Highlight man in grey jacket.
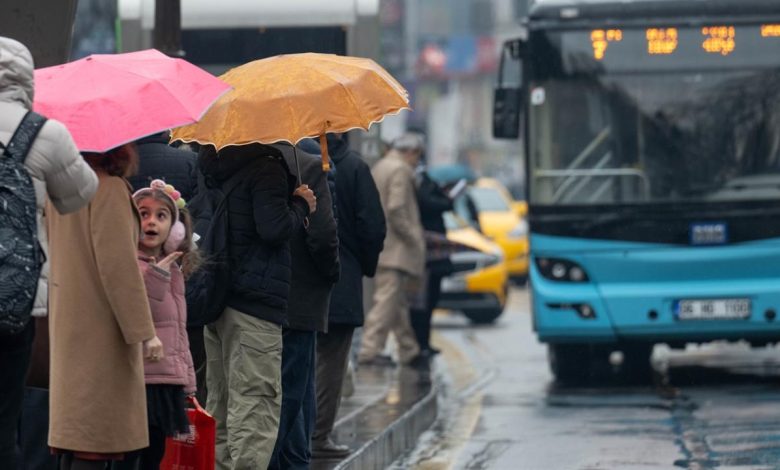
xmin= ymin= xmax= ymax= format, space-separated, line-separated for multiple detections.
xmin=359 ymin=133 xmax=426 ymax=367
xmin=0 ymin=36 xmax=98 ymax=468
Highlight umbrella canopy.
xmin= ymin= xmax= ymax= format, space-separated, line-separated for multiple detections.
xmin=33 ymin=49 xmax=231 ymax=153
xmin=170 ymin=53 xmax=410 ymax=170
xmin=428 ymin=164 xmax=477 ymax=185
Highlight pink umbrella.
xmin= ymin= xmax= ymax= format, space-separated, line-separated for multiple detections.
xmin=34 ymin=49 xmax=231 ymax=152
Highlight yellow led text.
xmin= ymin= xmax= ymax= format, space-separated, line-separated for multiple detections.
xmin=590 ymin=29 xmax=623 ymax=61
xmin=646 ymin=28 xmax=678 ymax=55
xmin=702 ymin=26 xmax=736 ymax=56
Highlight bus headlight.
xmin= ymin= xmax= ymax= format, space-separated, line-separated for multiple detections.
xmin=536 ymin=257 xmax=590 ymax=283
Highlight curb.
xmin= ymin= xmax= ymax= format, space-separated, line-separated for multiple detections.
xmin=334 ymin=375 xmax=438 ymax=470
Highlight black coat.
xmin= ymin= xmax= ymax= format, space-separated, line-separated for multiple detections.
xmin=417 ymin=170 xmax=452 ymax=234
xmin=128 ymin=133 xmax=198 ymax=199
xmin=325 ymin=137 xmax=386 ymax=326
xmin=277 ymin=145 xmax=340 ymax=332
xmin=198 ymin=144 xmax=309 ymax=325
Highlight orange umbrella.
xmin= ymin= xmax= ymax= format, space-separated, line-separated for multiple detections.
xmin=170 ymin=53 xmax=410 ymax=171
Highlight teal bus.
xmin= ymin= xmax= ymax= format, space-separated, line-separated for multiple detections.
xmin=493 ymin=0 xmax=780 ymax=382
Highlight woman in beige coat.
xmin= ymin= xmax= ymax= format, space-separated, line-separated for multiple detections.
xmin=47 ymin=144 xmax=164 ymax=469
xmin=0 ymin=36 xmax=98 ymax=469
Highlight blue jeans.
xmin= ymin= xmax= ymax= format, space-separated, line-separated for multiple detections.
xmin=269 ymin=329 xmax=317 ymax=470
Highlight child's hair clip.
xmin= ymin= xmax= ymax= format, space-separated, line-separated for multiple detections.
xmin=149 ymin=179 xmax=186 ymax=208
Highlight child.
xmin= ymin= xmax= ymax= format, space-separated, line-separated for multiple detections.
xmin=128 ymin=179 xmax=200 ymax=469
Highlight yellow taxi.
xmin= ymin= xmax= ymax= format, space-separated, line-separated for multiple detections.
xmin=454 ymin=178 xmax=529 ymax=283
xmin=437 ymin=212 xmax=509 ymax=324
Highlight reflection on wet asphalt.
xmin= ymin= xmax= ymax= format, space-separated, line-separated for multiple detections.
xmin=312 ymin=357 xmax=433 ymax=470
xmin=395 ymin=288 xmax=780 ymax=470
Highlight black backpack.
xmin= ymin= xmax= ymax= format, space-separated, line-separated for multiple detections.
xmin=0 ymin=112 xmax=47 ymax=335
xmin=185 ymin=172 xmax=244 ymax=327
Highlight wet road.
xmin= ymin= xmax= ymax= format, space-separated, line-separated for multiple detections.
xmin=395 ymin=287 xmax=780 ymax=470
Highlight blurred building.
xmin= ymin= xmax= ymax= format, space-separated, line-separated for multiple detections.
xmin=379 ymin=0 xmax=529 ymax=197
xmin=71 ymin=0 xmax=118 ymax=59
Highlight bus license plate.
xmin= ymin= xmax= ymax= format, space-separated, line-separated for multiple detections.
xmin=675 ymin=299 xmax=751 ymax=320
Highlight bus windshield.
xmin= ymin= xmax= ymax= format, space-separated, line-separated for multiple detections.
xmin=528 ymin=25 xmax=780 ymax=206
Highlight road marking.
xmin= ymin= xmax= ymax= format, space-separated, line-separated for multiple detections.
xmin=405 ymin=322 xmax=495 ymax=470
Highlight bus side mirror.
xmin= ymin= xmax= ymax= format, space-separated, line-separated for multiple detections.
xmin=493 ymin=87 xmax=523 ymax=139
xmin=492 ymin=39 xmax=525 ymax=140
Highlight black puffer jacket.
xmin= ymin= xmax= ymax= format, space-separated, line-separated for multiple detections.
xmin=198 ymin=144 xmax=309 ymax=325
xmin=128 ymin=133 xmax=198 ymax=200
xmin=278 ymin=145 xmax=340 ymax=332
xmin=324 ymin=136 xmax=386 ymax=326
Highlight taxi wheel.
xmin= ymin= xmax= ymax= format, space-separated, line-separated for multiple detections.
xmin=510 ymin=275 xmax=528 ymax=286
xmin=463 ymin=308 xmax=503 ymax=324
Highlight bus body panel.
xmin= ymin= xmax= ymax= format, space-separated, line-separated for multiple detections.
xmin=532 ymin=234 xmax=780 ymax=344
xmin=531 ymin=260 xmax=619 ymax=342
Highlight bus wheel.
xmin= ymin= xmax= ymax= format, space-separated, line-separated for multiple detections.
xmin=617 ymin=344 xmax=654 ymax=384
xmin=548 ymin=344 xmax=593 ymax=384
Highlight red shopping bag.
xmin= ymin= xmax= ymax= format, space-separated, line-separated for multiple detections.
xmin=160 ymin=397 xmax=216 ymax=470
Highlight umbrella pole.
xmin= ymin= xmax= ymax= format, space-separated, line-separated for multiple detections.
xmin=292 ymin=144 xmax=310 ymax=229
xmin=292 ymin=145 xmax=302 ymax=186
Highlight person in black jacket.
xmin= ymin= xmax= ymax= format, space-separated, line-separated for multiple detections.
xmin=303 ymin=134 xmax=386 ymax=459
xmin=127 ymin=132 xmax=198 ymax=200
xmin=411 ymin=167 xmax=453 ymax=355
xmin=269 ymin=145 xmax=340 ymax=469
xmin=198 ymin=143 xmax=316 ymax=470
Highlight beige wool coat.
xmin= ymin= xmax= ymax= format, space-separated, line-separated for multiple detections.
xmin=48 ymin=173 xmax=156 ymax=453
xmin=371 ymin=150 xmax=425 ymax=277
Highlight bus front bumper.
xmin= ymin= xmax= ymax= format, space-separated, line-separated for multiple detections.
xmin=532 ymin=273 xmax=780 ymax=345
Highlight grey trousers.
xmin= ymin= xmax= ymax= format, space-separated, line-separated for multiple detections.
xmin=359 ymin=268 xmax=421 ymax=364
xmin=204 ymin=307 xmax=283 ymax=470
xmin=313 ymin=325 xmax=355 ymax=445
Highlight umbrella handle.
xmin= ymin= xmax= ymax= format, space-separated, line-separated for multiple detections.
xmin=319 ymin=134 xmax=331 ymax=172
xmin=291 ymin=145 xmax=311 ymax=228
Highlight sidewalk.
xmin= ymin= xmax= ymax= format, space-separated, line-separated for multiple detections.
xmin=311 ymin=362 xmax=438 ymax=470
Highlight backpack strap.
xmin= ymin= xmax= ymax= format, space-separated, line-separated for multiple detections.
xmin=222 ymin=172 xmax=244 ymax=198
xmin=2 ymin=112 xmax=47 ymax=164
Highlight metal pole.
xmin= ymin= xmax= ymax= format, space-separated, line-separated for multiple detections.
xmin=154 ymin=0 xmax=183 ymax=57
xmin=292 ymin=145 xmax=303 ymax=186
xmin=0 ymin=0 xmax=79 ymax=67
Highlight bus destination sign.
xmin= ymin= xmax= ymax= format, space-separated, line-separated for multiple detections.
xmin=590 ymin=24 xmax=780 ymax=61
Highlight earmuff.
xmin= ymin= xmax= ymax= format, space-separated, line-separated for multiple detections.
xmin=164 ymin=220 xmax=186 ymax=254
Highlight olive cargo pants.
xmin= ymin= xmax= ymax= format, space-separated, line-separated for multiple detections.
xmin=205 ymin=307 xmax=283 ymax=470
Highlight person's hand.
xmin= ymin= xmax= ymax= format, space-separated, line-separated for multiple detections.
xmin=293 ymin=184 xmax=317 ymax=214
xmin=143 ymin=336 xmax=164 ymax=362
xmin=155 ymin=251 xmax=183 ymax=272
